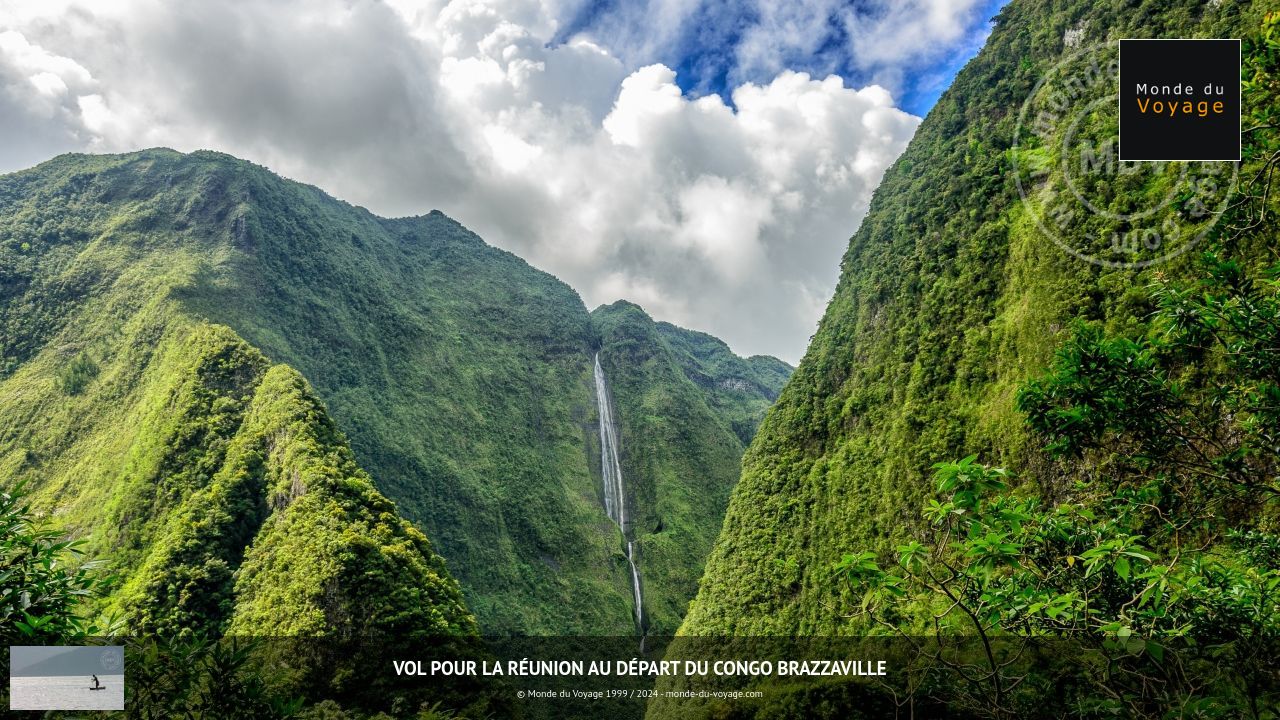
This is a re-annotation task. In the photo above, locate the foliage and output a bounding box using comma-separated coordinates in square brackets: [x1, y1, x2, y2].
[226, 365, 477, 639]
[1020, 263, 1280, 513]
[57, 350, 99, 395]
[1235, 11, 1280, 234]
[0, 473, 480, 718]
[1, 325, 478, 715]
[653, 317, 791, 445]
[127, 635, 304, 720]
[682, 0, 1280, 637]
[837, 456, 1279, 718]
[831, 216, 1280, 716]
[0, 481, 118, 643]
[80, 328, 478, 640]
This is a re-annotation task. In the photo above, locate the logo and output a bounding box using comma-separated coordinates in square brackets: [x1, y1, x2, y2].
[1013, 42, 1238, 268]
[99, 647, 123, 672]
[1119, 39, 1241, 161]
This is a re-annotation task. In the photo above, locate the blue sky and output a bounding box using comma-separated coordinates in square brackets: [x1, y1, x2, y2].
[555, 0, 1008, 116]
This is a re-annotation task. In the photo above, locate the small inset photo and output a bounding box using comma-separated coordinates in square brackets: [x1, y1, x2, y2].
[9, 645, 124, 711]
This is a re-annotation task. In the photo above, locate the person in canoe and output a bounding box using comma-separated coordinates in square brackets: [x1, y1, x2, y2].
[90, 674, 103, 690]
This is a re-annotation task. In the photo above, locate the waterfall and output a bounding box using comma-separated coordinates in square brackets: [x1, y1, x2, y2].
[593, 353, 646, 640]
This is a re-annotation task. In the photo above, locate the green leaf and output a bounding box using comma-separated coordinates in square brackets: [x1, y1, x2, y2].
[1145, 641, 1164, 663]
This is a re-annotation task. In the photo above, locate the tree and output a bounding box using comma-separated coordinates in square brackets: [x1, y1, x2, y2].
[834, 18, 1280, 717]
[1, 481, 118, 643]
[837, 450, 1279, 718]
[834, 256, 1280, 717]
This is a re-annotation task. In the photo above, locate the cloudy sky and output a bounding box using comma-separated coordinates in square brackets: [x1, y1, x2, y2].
[0, 0, 1003, 363]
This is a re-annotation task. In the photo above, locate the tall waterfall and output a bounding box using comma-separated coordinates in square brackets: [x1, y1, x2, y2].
[593, 353, 645, 639]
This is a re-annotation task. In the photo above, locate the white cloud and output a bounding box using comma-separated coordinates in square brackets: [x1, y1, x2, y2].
[0, 0, 922, 364]
[0, 28, 99, 167]
[841, 0, 989, 67]
[838, 0, 994, 92]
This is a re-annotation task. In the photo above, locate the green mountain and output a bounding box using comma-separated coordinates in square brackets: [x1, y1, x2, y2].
[592, 301, 790, 633]
[681, 0, 1280, 636]
[654, 319, 793, 448]
[0, 149, 789, 636]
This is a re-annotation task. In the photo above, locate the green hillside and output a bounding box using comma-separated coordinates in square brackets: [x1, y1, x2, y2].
[592, 302, 788, 634]
[0, 149, 788, 636]
[0, 301, 475, 639]
[655, 320, 793, 447]
[682, 0, 1280, 637]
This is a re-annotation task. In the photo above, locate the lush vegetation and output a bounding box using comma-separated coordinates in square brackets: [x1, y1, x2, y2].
[829, 241, 1280, 717]
[1, 491, 486, 717]
[682, 0, 1280, 637]
[1, 480, 302, 716]
[670, 2, 1280, 717]
[0, 309, 476, 643]
[108, 337, 476, 639]
[1, 482, 119, 644]
[653, 319, 791, 446]
[0, 146, 785, 637]
[0, 147, 786, 717]
[592, 302, 788, 634]
[127, 636, 304, 719]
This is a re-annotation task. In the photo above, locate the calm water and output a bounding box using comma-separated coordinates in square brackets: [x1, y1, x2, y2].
[9, 675, 124, 710]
